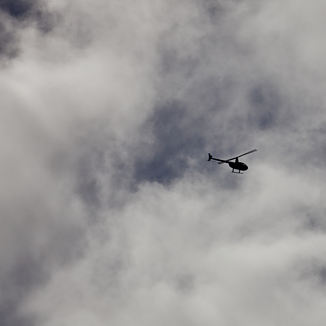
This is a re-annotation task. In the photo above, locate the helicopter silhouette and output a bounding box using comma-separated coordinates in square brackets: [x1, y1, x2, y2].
[207, 149, 257, 174]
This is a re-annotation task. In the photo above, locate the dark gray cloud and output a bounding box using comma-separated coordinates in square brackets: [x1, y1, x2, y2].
[0, 20, 18, 58]
[0, 0, 34, 19]
[134, 101, 206, 185]
[0, 304, 33, 326]
[0, 0, 56, 31]
[0, 0, 58, 60]
[75, 149, 103, 209]
[0, 257, 46, 326]
[248, 83, 283, 130]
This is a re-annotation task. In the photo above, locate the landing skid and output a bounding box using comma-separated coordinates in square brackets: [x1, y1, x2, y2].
[232, 169, 244, 174]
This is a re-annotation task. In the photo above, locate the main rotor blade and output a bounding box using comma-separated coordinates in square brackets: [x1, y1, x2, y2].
[224, 149, 257, 162]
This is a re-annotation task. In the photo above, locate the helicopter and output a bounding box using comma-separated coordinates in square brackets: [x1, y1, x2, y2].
[207, 149, 257, 174]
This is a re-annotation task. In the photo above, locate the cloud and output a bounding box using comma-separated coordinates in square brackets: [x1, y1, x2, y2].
[0, 0, 326, 325]
[0, 0, 57, 61]
[21, 171, 326, 325]
[0, 0, 38, 19]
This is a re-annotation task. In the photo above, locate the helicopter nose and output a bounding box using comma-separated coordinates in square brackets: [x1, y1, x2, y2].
[243, 164, 248, 170]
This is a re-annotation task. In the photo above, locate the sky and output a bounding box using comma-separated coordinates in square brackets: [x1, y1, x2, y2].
[1, 0, 326, 325]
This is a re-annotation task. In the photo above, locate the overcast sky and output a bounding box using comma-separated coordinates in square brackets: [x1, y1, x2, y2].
[1, 0, 326, 325]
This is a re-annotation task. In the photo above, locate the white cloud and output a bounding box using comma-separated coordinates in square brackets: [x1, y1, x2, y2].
[22, 170, 326, 326]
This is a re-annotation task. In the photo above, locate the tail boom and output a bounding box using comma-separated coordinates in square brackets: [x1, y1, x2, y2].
[207, 153, 228, 164]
